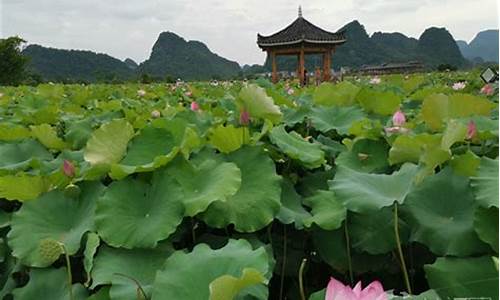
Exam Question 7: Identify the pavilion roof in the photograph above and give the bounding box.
[257,13,346,48]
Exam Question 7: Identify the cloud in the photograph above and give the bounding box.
[1,0,498,65]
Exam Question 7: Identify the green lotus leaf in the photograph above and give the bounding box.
[441,119,467,149]
[471,157,499,208]
[209,125,250,154]
[83,119,135,166]
[164,155,242,217]
[349,207,409,255]
[7,181,104,267]
[87,287,111,300]
[425,256,499,300]
[91,243,173,300]
[309,106,365,135]
[64,118,94,149]
[95,171,184,248]
[201,146,282,232]
[109,125,180,180]
[313,81,360,106]
[0,124,31,141]
[11,268,88,300]
[329,164,418,212]
[308,289,325,300]
[336,139,389,173]
[30,124,69,150]
[237,84,282,123]
[282,106,310,126]
[209,268,266,300]
[269,125,325,169]
[450,150,480,177]
[387,289,440,299]
[303,190,346,230]
[0,139,52,172]
[348,118,384,139]
[403,167,489,256]
[474,206,499,253]
[356,88,401,115]
[421,93,495,131]
[152,239,270,300]
[276,179,311,230]
[0,174,50,201]
[84,232,100,286]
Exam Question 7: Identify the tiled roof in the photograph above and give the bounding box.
[257,17,346,48]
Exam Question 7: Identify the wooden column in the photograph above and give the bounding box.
[323,50,332,82]
[299,48,305,86]
[271,51,278,83]
[296,54,300,81]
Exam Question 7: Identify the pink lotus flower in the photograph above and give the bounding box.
[151,110,161,118]
[190,101,200,111]
[63,160,75,177]
[452,82,466,90]
[325,277,387,300]
[481,84,495,96]
[185,91,193,97]
[467,120,477,140]
[287,88,295,95]
[240,109,250,125]
[370,77,381,85]
[137,89,146,97]
[0,93,4,98]
[392,110,406,126]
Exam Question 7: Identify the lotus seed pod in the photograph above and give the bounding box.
[39,238,63,264]
[64,184,81,199]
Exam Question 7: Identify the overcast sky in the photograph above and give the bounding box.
[1,0,498,65]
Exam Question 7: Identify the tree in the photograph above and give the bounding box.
[0,36,28,86]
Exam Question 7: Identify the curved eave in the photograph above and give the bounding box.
[257,38,347,48]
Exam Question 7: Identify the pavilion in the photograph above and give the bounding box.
[257,7,347,85]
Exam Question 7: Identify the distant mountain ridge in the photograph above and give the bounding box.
[21,22,496,82]
[457,29,499,63]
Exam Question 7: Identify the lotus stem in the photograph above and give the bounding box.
[279,224,287,300]
[344,218,354,286]
[60,244,73,300]
[394,203,412,295]
[298,258,307,300]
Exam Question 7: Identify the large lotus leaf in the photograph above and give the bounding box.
[403,168,489,256]
[0,139,52,172]
[348,118,384,139]
[109,126,180,179]
[7,181,104,267]
[201,146,281,232]
[356,88,401,115]
[164,155,241,217]
[471,157,499,208]
[421,93,495,131]
[83,232,100,286]
[209,125,250,154]
[0,173,50,201]
[308,106,365,135]
[0,124,31,141]
[11,268,88,300]
[387,290,440,299]
[425,256,499,300]
[95,173,184,249]
[152,239,270,300]
[64,118,94,149]
[308,289,325,300]
[312,81,360,106]
[329,164,418,212]
[450,150,480,177]
[91,243,173,300]
[336,139,389,173]
[83,119,135,166]
[303,190,346,230]
[441,119,467,149]
[282,106,311,126]
[349,207,409,255]
[237,84,282,123]
[209,268,266,300]
[269,125,325,169]
[474,206,499,253]
[276,179,311,230]
[30,124,69,150]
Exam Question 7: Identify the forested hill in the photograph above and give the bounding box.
[137,32,241,81]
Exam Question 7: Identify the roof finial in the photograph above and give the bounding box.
[298,5,303,18]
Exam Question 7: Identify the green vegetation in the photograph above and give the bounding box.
[0,70,497,299]
[0,37,29,86]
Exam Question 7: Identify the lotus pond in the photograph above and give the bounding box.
[0,70,498,300]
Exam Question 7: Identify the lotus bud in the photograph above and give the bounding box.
[63,160,75,177]
[151,110,161,118]
[239,110,250,126]
[137,89,146,97]
[392,110,406,126]
[467,120,477,140]
[190,101,200,111]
